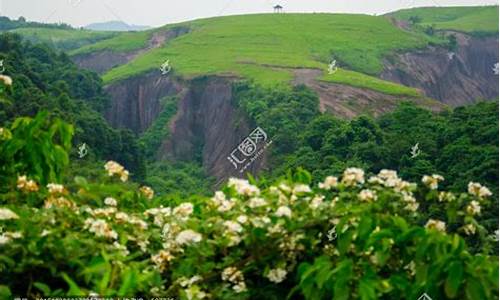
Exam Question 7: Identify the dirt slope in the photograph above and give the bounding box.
[72,27,189,74]
[381,32,499,106]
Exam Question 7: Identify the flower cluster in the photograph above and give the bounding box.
[341,168,365,186]
[139,186,154,199]
[467,182,492,198]
[84,218,118,239]
[0,208,19,220]
[104,161,129,182]
[221,267,247,293]
[266,268,287,283]
[17,175,39,192]
[422,174,444,190]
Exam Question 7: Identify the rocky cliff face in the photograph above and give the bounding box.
[104,71,184,133]
[104,74,267,183]
[158,76,267,184]
[72,27,189,75]
[381,32,499,106]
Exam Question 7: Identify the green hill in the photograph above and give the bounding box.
[389,5,499,34]
[76,13,439,95]
[8,27,116,50]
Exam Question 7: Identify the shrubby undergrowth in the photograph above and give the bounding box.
[0,81,498,299]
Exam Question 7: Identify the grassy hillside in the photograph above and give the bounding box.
[9,27,116,50]
[95,13,436,95]
[389,6,499,33]
[69,29,154,55]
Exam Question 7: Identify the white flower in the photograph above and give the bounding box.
[84,218,118,239]
[228,178,260,196]
[173,203,194,217]
[139,186,154,199]
[47,183,65,195]
[217,199,236,212]
[224,221,243,233]
[422,174,444,190]
[175,230,202,245]
[222,267,244,283]
[115,212,129,222]
[275,206,292,218]
[0,235,10,245]
[0,232,22,245]
[402,193,419,212]
[16,175,39,192]
[278,183,292,193]
[463,224,476,236]
[0,74,12,86]
[292,184,311,194]
[358,189,377,202]
[41,229,51,237]
[232,281,247,293]
[404,201,419,212]
[151,250,175,270]
[179,275,202,287]
[0,208,19,220]
[104,161,129,182]
[236,215,248,224]
[425,219,446,233]
[104,197,117,207]
[318,176,338,190]
[248,197,267,208]
[309,195,324,209]
[211,191,226,205]
[266,268,287,283]
[342,168,365,186]
[466,201,481,215]
[468,182,492,198]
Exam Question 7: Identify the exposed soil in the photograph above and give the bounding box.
[381,32,499,106]
[292,68,444,118]
[72,27,189,74]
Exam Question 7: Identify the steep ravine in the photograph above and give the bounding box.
[381,32,499,106]
[104,70,184,133]
[158,76,268,184]
[105,74,268,183]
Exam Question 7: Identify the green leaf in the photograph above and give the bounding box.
[445,261,463,298]
[0,285,12,299]
[358,277,377,300]
[62,273,85,296]
[465,277,487,300]
[34,282,52,296]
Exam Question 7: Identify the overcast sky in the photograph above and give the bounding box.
[0,0,497,28]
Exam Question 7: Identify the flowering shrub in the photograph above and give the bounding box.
[0,84,498,299]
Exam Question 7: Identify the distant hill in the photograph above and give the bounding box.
[388,5,499,34]
[85,21,150,32]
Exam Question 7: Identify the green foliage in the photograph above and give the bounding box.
[390,6,499,34]
[9,27,117,51]
[0,111,72,186]
[145,160,215,197]
[0,113,497,298]
[0,33,146,179]
[140,96,178,159]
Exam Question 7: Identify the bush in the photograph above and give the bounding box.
[0,109,498,299]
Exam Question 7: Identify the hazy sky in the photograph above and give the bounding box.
[0,0,497,28]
